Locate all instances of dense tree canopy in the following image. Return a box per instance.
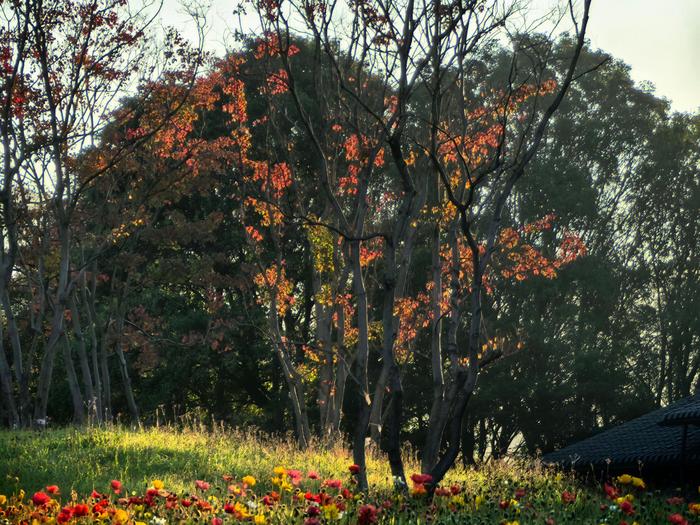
[0,0,697,491]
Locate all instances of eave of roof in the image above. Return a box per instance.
[543,395,700,468]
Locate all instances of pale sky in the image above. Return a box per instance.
[159,0,700,113]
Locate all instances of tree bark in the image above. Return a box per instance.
[62,337,85,425]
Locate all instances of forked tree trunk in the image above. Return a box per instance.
[34,306,68,424]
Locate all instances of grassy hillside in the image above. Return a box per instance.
[0,427,694,524]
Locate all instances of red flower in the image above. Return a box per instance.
[197,500,213,511]
[410,473,433,485]
[358,504,378,525]
[323,479,342,489]
[182,499,193,507]
[73,504,89,517]
[514,487,526,500]
[262,495,275,506]
[349,464,360,474]
[111,479,122,494]
[46,485,59,494]
[57,507,73,524]
[620,500,635,515]
[211,518,223,525]
[668,514,688,525]
[561,491,576,504]
[195,480,210,491]
[667,497,685,505]
[32,491,51,506]
[307,471,319,480]
[288,470,303,485]
[604,483,619,500]
[304,519,321,525]
[304,492,321,503]
[91,490,103,499]
[499,500,510,510]
[546,518,556,525]
[306,505,321,517]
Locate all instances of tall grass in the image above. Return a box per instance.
[0,425,423,495]
[3,427,682,524]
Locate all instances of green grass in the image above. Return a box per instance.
[0,427,696,524]
[0,425,400,495]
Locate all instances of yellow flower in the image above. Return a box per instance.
[136,522,147,525]
[243,475,256,487]
[271,476,281,486]
[451,495,465,507]
[112,509,129,524]
[273,466,286,477]
[690,503,700,515]
[615,494,634,506]
[631,477,646,489]
[504,521,519,525]
[323,503,340,520]
[617,474,632,485]
[234,502,250,518]
[474,494,484,509]
[0,495,6,505]
[152,479,164,490]
[18,489,25,501]
[254,515,267,525]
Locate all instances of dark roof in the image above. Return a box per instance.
[659,398,700,426]
[543,395,700,470]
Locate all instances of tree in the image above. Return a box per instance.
[0,0,202,427]
[244,0,593,490]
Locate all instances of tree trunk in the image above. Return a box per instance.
[0,337,19,427]
[82,266,104,421]
[69,293,98,422]
[34,307,67,424]
[350,240,372,491]
[100,324,113,422]
[113,309,140,426]
[62,337,85,425]
[1,289,27,423]
[423,219,444,473]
